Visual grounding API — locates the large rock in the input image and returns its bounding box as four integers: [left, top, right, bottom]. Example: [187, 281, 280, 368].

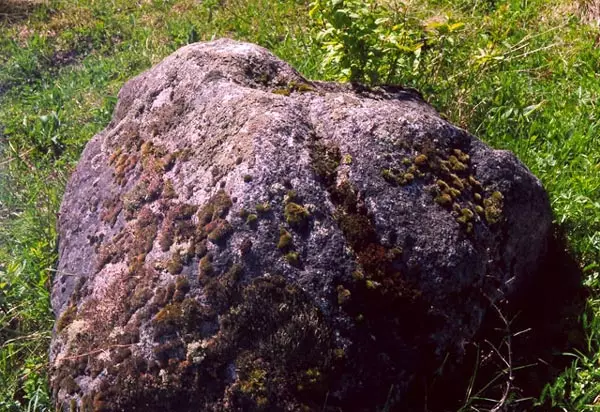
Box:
[50, 39, 553, 411]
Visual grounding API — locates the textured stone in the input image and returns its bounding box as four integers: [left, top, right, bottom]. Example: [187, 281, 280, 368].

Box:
[50, 39, 553, 411]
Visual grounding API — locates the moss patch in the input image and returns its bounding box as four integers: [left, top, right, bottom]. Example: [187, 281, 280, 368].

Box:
[483, 190, 504, 224]
[56, 304, 77, 333]
[284, 202, 310, 228]
[277, 228, 293, 250]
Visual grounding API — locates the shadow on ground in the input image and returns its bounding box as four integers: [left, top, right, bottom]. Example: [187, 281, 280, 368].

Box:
[424, 226, 588, 411]
[0, 0, 44, 24]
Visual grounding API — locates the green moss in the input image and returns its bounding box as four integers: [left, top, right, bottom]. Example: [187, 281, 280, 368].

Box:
[239, 367, 267, 396]
[100, 197, 122, 227]
[475, 205, 484, 215]
[285, 190, 298, 204]
[157, 204, 196, 253]
[285, 251, 300, 266]
[456, 208, 475, 225]
[218, 275, 333, 409]
[207, 219, 233, 243]
[342, 154, 353, 165]
[277, 228, 293, 250]
[365, 279, 379, 290]
[159, 226, 174, 252]
[226, 264, 244, 282]
[337, 213, 376, 249]
[336, 285, 351, 305]
[469, 175, 482, 190]
[448, 155, 467, 172]
[57, 304, 77, 332]
[449, 174, 464, 190]
[122, 178, 162, 218]
[163, 179, 177, 199]
[414, 154, 428, 167]
[484, 191, 504, 224]
[438, 160, 451, 174]
[239, 208, 250, 219]
[289, 81, 316, 93]
[284, 202, 310, 228]
[238, 208, 250, 219]
[402, 172, 415, 184]
[272, 88, 291, 96]
[436, 179, 450, 192]
[173, 277, 190, 302]
[113, 152, 138, 186]
[197, 190, 233, 226]
[310, 143, 341, 187]
[389, 247, 403, 259]
[166, 253, 183, 275]
[199, 254, 214, 277]
[448, 188, 461, 199]
[453, 148, 470, 163]
[255, 202, 271, 214]
[352, 270, 365, 281]
[381, 168, 395, 183]
[246, 213, 258, 226]
[152, 298, 205, 339]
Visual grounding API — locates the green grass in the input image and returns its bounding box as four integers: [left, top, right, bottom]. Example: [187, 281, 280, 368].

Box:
[0, 0, 599, 410]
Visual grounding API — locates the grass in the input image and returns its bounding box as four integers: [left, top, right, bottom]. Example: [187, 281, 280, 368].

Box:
[0, 0, 598, 410]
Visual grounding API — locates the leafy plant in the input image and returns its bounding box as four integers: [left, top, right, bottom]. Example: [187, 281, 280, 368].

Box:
[309, 0, 463, 84]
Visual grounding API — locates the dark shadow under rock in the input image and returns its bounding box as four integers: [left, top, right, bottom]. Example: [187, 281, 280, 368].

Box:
[422, 227, 587, 412]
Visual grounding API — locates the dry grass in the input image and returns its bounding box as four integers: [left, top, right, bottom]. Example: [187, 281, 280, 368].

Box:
[579, 0, 600, 25]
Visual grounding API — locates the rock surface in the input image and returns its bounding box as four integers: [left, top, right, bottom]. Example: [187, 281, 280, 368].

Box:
[50, 39, 553, 411]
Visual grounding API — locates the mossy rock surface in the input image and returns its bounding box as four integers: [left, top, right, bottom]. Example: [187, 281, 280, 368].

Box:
[51, 39, 553, 411]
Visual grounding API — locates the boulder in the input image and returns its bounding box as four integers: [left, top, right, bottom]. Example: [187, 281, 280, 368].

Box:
[50, 39, 553, 411]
